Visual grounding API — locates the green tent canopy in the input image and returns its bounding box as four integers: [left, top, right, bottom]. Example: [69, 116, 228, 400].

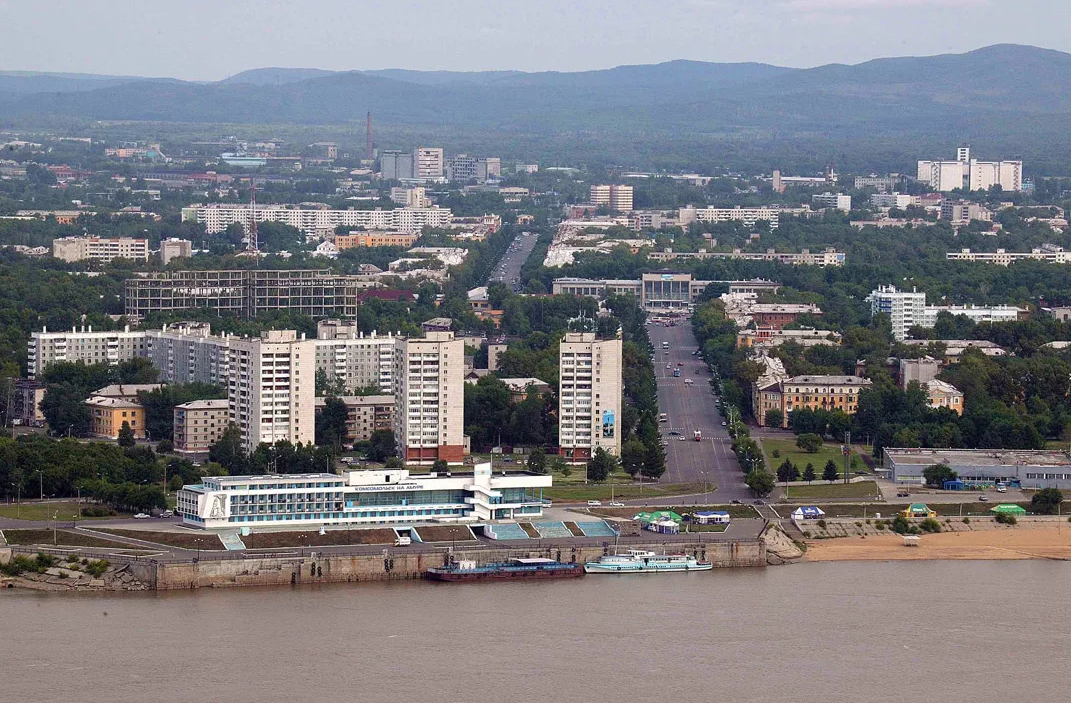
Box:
[990, 504, 1027, 515]
[632, 510, 683, 523]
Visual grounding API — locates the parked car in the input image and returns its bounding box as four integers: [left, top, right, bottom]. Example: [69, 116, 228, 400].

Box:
[133, 513, 151, 519]
[896, 491, 910, 498]
[978, 495, 988, 502]
[996, 485, 1008, 493]
[394, 535, 412, 547]
[157, 510, 173, 518]
[587, 500, 602, 507]
[721, 421, 727, 426]
[730, 499, 742, 505]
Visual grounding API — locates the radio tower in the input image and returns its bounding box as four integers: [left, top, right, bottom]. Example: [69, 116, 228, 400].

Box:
[247, 183, 259, 255]
[365, 111, 373, 161]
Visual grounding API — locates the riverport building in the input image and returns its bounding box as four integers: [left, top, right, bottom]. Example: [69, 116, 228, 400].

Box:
[176, 463, 552, 529]
[883, 448, 1071, 489]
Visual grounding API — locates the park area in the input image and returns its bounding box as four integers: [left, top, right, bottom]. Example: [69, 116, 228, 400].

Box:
[759, 437, 868, 479]
[784, 481, 881, 500]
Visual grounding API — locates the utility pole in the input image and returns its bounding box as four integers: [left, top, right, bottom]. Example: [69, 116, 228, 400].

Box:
[843, 431, 851, 484]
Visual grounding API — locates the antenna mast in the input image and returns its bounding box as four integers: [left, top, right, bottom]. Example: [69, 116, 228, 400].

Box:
[247, 182, 259, 255]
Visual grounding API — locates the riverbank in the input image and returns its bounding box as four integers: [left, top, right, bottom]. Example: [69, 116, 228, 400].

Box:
[804, 521, 1071, 561]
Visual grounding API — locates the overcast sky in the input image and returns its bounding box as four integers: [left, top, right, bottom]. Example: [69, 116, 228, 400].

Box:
[1, 0, 1067, 80]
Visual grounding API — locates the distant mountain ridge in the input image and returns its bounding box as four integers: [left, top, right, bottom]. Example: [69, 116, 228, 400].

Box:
[2, 45, 1069, 138]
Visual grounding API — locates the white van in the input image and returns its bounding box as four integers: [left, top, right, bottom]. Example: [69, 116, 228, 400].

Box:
[587, 500, 602, 507]
[394, 535, 412, 547]
[684, 378, 693, 385]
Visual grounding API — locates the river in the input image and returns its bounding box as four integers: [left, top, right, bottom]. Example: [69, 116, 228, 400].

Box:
[3, 560, 1069, 702]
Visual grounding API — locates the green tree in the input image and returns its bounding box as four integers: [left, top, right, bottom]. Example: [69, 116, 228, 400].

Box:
[776, 459, 799, 483]
[764, 408, 784, 428]
[315, 395, 349, 449]
[922, 463, 957, 488]
[367, 430, 397, 462]
[40, 384, 91, 437]
[1031, 487, 1064, 515]
[822, 459, 839, 482]
[117, 422, 136, 448]
[745, 469, 775, 497]
[641, 441, 666, 481]
[384, 457, 404, 468]
[803, 463, 816, 483]
[209, 425, 246, 473]
[526, 448, 547, 474]
[586, 447, 616, 483]
[432, 458, 449, 473]
[620, 438, 646, 478]
[796, 433, 823, 453]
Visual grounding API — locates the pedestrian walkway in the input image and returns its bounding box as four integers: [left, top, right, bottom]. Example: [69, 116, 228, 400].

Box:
[219, 533, 247, 551]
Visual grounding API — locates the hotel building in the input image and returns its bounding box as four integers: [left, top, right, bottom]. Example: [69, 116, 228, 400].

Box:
[393, 331, 464, 464]
[558, 332, 622, 461]
[176, 463, 552, 529]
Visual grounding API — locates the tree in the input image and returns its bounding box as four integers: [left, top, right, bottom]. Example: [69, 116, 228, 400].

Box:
[117, 422, 136, 448]
[764, 408, 784, 428]
[822, 460, 839, 482]
[796, 433, 823, 454]
[367, 430, 397, 462]
[620, 438, 646, 478]
[156, 439, 174, 454]
[315, 395, 349, 449]
[922, 463, 957, 488]
[384, 457, 404, 468]
[432, 459, 449, 473]
[1032, 487, 1064, 515]
[803, 463, 816, 483]
[209, 425, 246, 473]
[40, 384, 91, 437]
[641, 441, 666, 481]
[776, 459, 799, 483]
[586, 447, 616, 483]
[745, 469, 775, 497]
[526, 448, 547, 474]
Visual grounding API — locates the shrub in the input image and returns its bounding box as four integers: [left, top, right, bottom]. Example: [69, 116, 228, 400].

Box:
[995, 512, 1018, 525]
[816, 519, 827, 528]
[875, 521, 887, 531]
[962, 517, 970, 524]
[81, 505, 117, 518]
[891, 515, 911, 534]
[66, 553, 80, 564]
[771, 449, 780, 458]
[919, 517, 942, 533]
[84, 560, 110, 578]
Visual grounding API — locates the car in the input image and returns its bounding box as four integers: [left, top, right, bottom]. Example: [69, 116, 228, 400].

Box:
[721, 421, 727, 426]
[753, 499, 766, 505]
[394, 536, 412, 547]
[996, 485, 1008, 493]
[730, 499, 742, 505]
[587, 500, 602, 507]
[978, 495, 988, 502]
[677, 362, 683, 366]
[896, 491, 910, 498]
[133, 513, 150, 519]
[608, 501, 625, 507]
[668, 430, 681, 436]
[157, 510, 174, 518]
[666, 364, 672, 369]
[678, 435, 687, 441]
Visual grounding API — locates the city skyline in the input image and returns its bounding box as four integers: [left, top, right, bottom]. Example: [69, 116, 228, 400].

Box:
[0, 0, 1067, 80]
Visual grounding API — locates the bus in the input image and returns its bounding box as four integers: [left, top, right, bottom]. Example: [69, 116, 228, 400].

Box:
[693, 429, 702, 441]
[662, 341, 669, 349]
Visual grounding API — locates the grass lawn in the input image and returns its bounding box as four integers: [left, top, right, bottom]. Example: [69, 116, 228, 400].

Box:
[1, 529, 135, 549]
[785, 481, 880, 500]
[760, 438, 866, 478]
[96, 529, 225, 550]
[544, 481, 706, 502]
[0, 501, 91, 521]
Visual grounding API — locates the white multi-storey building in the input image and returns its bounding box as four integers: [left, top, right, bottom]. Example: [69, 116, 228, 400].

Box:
[678, 206, 780, 229]
[811, 193, 852, 212]
[227, 330, 316, 453]
[28, 325, 146, 378]
[389, 186, 430, 208]
[52, 236, 149, 263]
[180, 205, 452, 237]
[947, 245, 1071, 265]
[866, 285, 927, 342]
[313, 320, 395, 394]
[590, 184, 634, 212]
[413, 147, 444, 179]
[870, 193, 916, 209]
[393, 331, 464, 464]
[917, 147, 1023, 192]
[159, 238, 193, 265]
[144, 322, 233, 386]
[558, 332, 622, 462]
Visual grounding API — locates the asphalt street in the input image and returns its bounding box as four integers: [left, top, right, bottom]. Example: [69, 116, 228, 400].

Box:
[488, 230, 538, 290]
[645, 317, 751, 501]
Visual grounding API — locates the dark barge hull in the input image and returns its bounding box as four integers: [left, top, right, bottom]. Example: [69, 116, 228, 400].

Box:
[425, 565, 586, 582]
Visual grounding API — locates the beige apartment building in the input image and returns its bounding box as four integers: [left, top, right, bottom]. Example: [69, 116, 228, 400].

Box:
[160, 238, 193, 265]
[315, 394, 394, 443]
[313, 320, 395, 394]
[558, 332, 622, 462]
[413, 147, 445, 179]
[393, 331, 464, 464]
[754, 375, 872, 428]
[333, 231, 419, 249]
[590, 184, 634, 212]
[227, 330, 316, 453]
[53, 236, 149, 263]
[28, 325, 146, 377]
[173, 399, 230, 454]
[85, 396, 145, 439]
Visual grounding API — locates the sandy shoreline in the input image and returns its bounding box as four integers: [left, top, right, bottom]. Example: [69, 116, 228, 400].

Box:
[803, 523, 1071, 561]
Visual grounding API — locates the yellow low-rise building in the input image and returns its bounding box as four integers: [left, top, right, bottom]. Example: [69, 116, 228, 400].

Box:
[754, 375, 872, 428]
[85, 396, 146, 439]
[925, 379, 964, 415]
[333, 231, 419, 249]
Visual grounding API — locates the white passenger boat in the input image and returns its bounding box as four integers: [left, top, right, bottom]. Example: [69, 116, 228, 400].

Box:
[583, 549, 712, 574]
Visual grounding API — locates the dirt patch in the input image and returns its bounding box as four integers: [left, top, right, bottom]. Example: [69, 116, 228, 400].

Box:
[415, 525, 475, 542]
[2, 529, 135, 549]
[520, 523, 541, 538]
[564, 522, 585, 537]
[96, 529, 225, 550]
[242, 528, 398, 548]
[805, 523, 1071, 561]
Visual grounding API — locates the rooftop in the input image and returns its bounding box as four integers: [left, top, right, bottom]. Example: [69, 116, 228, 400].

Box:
[175, 399, 229, 410]
[884, 448, 1071, 467]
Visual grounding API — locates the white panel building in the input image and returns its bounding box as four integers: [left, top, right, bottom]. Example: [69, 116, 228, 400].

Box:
[393, 331, 465, 464]
[558, 332, 622, 462]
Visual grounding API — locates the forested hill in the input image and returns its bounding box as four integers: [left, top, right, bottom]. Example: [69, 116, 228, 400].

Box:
[4, 44, 1071, 138]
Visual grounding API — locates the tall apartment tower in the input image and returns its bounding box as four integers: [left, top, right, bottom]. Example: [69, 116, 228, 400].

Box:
[589, 184, 633, 212]
[558, 332, 622, 462]
[413, 147, 444, 179]
[227, 330, 316, 454]
[866, 285, 927, 342]
[393, 331, 464, 464]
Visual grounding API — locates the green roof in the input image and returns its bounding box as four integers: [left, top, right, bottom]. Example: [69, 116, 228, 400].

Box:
[990, 504, 1027, 515]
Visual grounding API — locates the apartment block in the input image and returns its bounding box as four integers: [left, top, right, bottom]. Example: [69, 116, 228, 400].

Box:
[947, 245, 1071, 265]
[28, 325, 146, 377]
[313, 320, 395, 394]
[85, 396, 145, 438]
[315, 394, 394, 443]
[393, 331, 464, 464]
[754, 375, 872, 428]
[389, 186, 430, 208]
[812, 193, 852, 212]
[558, 332, 622, 462]
[925, 379, 964, 415]
[379, 150, 414, 180]
[678, 206, 780, 229]
[648, 247, 843, 266]
[590, 184, 634, 212]
[143, 322, 232, 386]
[160, 238, 193, 265]
[413, 147, 444, 179]
[917, 147, 1023, 192]
[870, 193, 916, 209]
[227, 330, 316, 454]
[866, 285, 927, 342]
[333, 231, 419, 249]
[940, 200, 992, 224]
[180, 204, 452, 236]
[173, 399, 230, 454]
[53, 236, 149, 263]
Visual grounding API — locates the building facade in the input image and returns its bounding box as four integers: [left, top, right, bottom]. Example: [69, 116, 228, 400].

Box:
[173, 399, 230, 454]
[313, 320, 396, 394]
[180, 204, 452, 236]
[754, 375, 872, 428]
[333, 231, 419, 249]
[866, 285, 927, 342]
[884, 448, 1070, 489]
[393, 331, 464, 464]
[315, 394, 394, 443]
[52, 236, 149, 263]
[413, 147, 444, 179]
[176, 464, 552, 529]
[811, 193, 852, 212]
[28, 325, 146, 377]
[85, 396, 145, 439]
[558, 332, 622, 461]
[160, 238, 193, 265]
[590, 184, 634, 212]
[917, 147, 1023, 192]
[678, 206, 780, 229]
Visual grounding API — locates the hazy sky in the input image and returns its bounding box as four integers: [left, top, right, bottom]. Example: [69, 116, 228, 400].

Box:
[1, 0, 1067, 80]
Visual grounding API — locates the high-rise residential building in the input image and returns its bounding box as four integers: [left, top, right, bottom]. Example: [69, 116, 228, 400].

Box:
[159, 238, 193, 265]
[313, 320, 396, 394]
[143, 322, 232, 386]
[590, 184, 634, 212]
[866, 285, 927, 342]
[227, 330, 316, 453]
[173, 399, 230, 454]
[181, 204, 452, 236]
[940, 200, 992, 224]
[28, 325, 146, 377]
[52, 236, 149, 263]
[413, 147, 444, 179]
[390, 186, 430, 208]
[917, 147, 1023, 192]
[392, 331, 464, 464]
[558, 332, 622, 462]
[379, 150, 414, 180]
[476, 157, 501, 181]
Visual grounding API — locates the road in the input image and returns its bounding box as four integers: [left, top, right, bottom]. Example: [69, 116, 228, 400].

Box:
[488, 230, 538, 291]
[645, 317, 751, 502]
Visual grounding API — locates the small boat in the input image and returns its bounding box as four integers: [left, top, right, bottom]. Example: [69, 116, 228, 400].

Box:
[425, 557, 585, 582]
[583, 549, 712, 574]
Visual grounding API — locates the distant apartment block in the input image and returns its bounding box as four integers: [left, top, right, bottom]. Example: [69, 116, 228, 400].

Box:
[736, 327, 842, 349]
[52, 236, 149, 263]
[946, 244, 1071, 265]
[333, 231, 419, 249]
[868, 285, 1026, 341]
[314, 394, 394, 443]
[28, 325, 146, 377]
[590, 184, 634, 212]
[413, 147, 444, 179]
[940, 200, 992, 224]
[648, 247, 844, 266]
[558, 332, 622, 462]
[393, 331, 464, 464]
[123, 269, 373, 320]
[678, 206, 780, 229]
[917, 146, 1023, 192]
[173, 399, 230, 455]
[854, 175, 906, 192]
[870, 193, 916, 209]
[389, 186, 430, 208]
[754, 375, 872, 428]
[379, 150, 414, 180]
[160, 238, 193, 265]
[181, 204, 452, 237]
[446, 155, 501, 182]
[811, 193, 852, 212]
[552, 275, 781, 310]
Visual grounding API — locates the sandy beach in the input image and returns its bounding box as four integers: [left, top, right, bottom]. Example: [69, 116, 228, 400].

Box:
[804, 522, 1071, 561]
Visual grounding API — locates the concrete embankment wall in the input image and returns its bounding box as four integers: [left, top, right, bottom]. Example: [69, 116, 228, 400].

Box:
[150, 540, 765, 590]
